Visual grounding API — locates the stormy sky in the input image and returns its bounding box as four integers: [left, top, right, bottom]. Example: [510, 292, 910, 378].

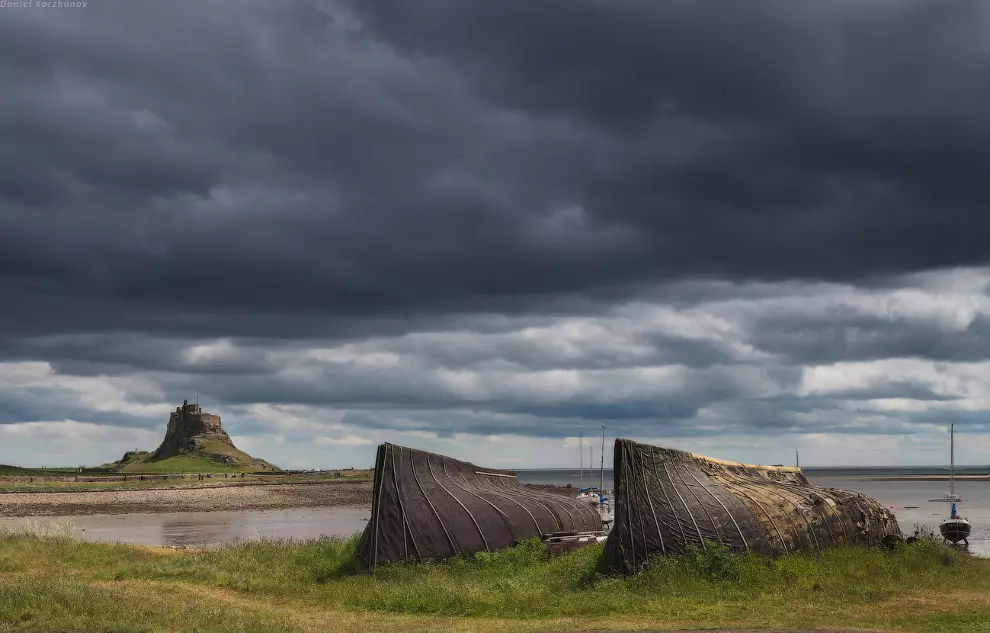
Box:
[3, 0, 990, 469]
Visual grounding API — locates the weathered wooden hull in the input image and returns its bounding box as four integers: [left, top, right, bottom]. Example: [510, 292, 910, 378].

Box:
[599, 439, 902, 574]
[358, 443, 602, 570]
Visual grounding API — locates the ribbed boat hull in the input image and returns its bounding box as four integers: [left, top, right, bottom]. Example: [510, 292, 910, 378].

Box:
[357, 443, 603, 570]
[599, 439, 902, 574]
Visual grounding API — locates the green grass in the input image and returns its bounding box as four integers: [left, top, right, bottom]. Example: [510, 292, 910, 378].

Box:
[115, 453, 246, 474]
[1, 444, 282, 478]
[1, 532, 989, 632]
[0, 471, 373, 492]
[0, 465, 101, 477]
[0, 478, 234, 493]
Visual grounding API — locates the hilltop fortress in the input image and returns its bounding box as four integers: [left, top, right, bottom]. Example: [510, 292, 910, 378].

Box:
[164, 401, 226, 442]
[101, 401, 278, 472]
[151, 400, 235, 460]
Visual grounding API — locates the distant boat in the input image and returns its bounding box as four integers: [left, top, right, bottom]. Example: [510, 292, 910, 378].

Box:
[938, 424, 971, 545]
[575, 487, 614, 529]
[575, 426, 614, 530]
[928, 466, 963, 504]
[929, 492, 962, 502]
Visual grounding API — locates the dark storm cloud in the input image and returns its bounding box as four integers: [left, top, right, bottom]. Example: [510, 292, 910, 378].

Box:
[5, 0, 990, 453]
[2, 0, 990, 344]
[348, 0, 990, 277]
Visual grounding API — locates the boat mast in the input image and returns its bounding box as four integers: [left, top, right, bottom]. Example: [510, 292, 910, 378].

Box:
[590, 446, 593, 487]
[796, 449, 800, 469]
[600, 425, 606, 492]
[950, 423, 955, 499]
[579, 430, 583, 489]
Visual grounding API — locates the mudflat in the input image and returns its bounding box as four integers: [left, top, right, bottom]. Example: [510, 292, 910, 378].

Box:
[0, 480, 374, 517]
[0, 480, 575, 517]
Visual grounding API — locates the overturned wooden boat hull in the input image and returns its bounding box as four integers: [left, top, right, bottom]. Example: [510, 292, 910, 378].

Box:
[599, 439, 902, 574]
[358, 443, 602, 570]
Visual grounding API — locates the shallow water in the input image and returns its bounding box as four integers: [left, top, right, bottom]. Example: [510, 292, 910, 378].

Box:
[1, 472, 986, 555]
[0, 505, 370, 547]
[809, 475, 990, 557]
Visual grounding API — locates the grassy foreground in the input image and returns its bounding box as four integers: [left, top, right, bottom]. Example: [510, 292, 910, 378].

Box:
[1, 533, 990, 632]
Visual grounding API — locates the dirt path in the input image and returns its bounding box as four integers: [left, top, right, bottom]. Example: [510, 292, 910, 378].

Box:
[0, 480, 373, 517]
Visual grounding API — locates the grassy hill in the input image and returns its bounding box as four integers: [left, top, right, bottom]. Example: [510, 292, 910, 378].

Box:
[113, 440, 275, 474]
[2, 444, 279, 477]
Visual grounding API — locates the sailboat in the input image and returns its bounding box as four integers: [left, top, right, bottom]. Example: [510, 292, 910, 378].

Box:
[929, 423, 963, 503]
[574, 426, 614, 530]
[938, 424, 971, 545]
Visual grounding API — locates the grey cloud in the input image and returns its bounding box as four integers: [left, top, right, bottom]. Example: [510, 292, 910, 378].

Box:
[749, 313, 990, 364]
[5, 0, 990, 459]
[3, 1, 990, 346]
[0, 390, 160, 430]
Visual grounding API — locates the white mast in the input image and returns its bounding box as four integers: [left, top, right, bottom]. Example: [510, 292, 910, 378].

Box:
[579, 430, 583, 489]
[950, 423, 955, 499]
[590, 446, 594, 487]
[600, 425, 606, 493]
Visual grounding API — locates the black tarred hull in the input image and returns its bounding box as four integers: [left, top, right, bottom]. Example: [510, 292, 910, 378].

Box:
[357, 443, 603, 570]
[940, 520, 971, 543]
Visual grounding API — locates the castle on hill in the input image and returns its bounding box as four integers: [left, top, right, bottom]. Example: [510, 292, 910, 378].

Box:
[111, 399, 278, 472]
[152, 399, 235, 460]
[165, 400, 223, 437]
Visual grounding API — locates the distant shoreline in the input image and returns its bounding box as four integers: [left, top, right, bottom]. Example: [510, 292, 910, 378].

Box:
[868, 474, 990, 481]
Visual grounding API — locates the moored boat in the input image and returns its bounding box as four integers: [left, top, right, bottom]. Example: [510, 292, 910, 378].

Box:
[575, 486, 615, 529]
[940, 504, 971, 545]
[938, 425, 971, 545]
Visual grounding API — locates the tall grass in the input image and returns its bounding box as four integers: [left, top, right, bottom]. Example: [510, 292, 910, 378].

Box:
[0, 518, 78, 539]
[105, 534, 979, 617]
[0, 531, 987, 632]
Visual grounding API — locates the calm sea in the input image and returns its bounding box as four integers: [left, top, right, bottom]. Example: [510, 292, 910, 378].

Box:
[516, 467, 990, 556]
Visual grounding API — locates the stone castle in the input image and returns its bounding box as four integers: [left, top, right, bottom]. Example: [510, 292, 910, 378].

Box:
[152, 399, 235, 460]
[165, 400, 223, 437]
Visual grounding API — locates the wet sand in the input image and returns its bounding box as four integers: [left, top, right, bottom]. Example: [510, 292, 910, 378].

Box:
[0, 480, 572, 518]
[0, 480, 373, 517]
[0, 481, 579, 547]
